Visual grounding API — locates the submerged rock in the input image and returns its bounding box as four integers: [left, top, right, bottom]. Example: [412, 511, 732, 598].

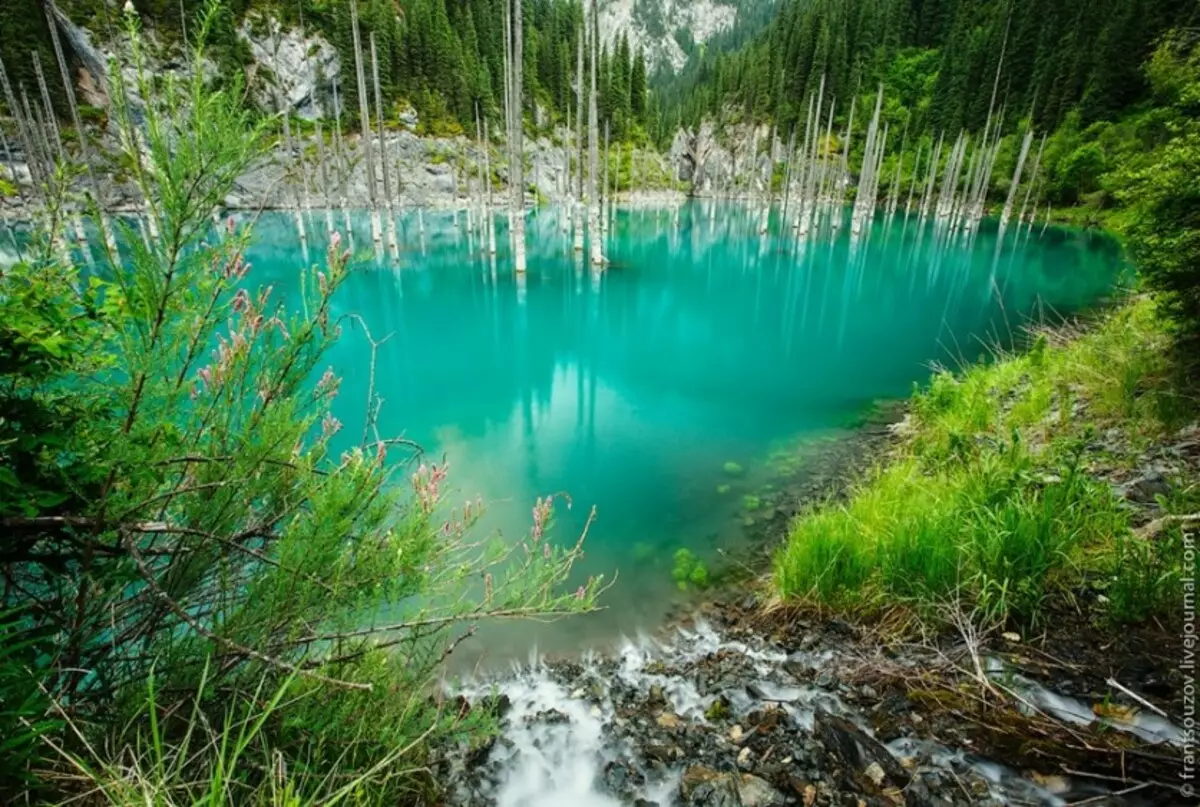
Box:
[680, 766, 742, 807]
[736, 775, 786, 807]
[680, 767, 785, 807]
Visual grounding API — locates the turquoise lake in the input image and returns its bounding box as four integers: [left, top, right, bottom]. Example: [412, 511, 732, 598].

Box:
[230, 203, 1123, 658]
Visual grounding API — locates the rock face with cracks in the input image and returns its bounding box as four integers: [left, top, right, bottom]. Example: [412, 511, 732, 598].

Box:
[238, 17, 340, 120]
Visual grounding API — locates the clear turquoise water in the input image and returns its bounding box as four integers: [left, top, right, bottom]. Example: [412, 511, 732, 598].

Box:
[226, 204, 1123, 656]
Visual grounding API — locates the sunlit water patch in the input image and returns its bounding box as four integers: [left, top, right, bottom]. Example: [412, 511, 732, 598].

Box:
[78, 202, 1124, 658]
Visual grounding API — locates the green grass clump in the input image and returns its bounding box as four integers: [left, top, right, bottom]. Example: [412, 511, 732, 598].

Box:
[774, 297, 1190, 628]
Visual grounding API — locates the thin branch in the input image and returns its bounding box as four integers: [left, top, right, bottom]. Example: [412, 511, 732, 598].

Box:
[123, 532, 371, 691]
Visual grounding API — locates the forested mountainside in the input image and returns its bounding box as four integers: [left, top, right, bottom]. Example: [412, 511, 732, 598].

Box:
[8, 0, 1193, 157]
[660, 0, 1197, 135]
[1, 0, 655, 139]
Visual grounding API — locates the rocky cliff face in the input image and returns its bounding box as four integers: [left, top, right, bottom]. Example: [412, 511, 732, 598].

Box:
[598, 0, 738, 73]
[238, 16, 340, 120]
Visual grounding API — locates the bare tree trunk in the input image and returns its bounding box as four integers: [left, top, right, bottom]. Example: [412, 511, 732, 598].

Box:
[1016, 133, 1046, 229]
[0, 129, 27, 257]
[315, 119, 334, 235]
[31, 53, 62, 160]
[1001, 128, 1034, 228]
[484, 116, 496, 254]
[369, 32, 397, 251]
[602, 120, 610, 234]
[573, 21, 585, 252]
[332, 79, 352, 235]
[586, 0, 602, 266]
[277, 87, 308, 244]
[46, 2, 116, 251]
[350, 0, 377, 213]
[0, 57, 44, 191]
[508, 0, 526, 273]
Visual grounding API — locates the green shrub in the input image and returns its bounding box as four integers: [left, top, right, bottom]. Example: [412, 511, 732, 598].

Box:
[0, 7, 601, 800]
[1120, 33, 1200, 368]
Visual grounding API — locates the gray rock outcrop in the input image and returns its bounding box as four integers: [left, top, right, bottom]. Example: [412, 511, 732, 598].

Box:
[238, 17, 340, 120]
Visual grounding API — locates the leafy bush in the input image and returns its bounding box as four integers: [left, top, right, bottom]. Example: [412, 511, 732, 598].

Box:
[0, 4, 601, 800]
[1119, 32, 1200, 368]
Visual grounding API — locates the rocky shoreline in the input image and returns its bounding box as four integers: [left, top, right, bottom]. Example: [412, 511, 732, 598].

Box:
[442, 389, 1194, 807]
[446, 602, 1181, 807]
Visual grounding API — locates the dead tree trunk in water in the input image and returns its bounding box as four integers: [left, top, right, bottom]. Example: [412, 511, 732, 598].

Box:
[370, 31, 395, 248]
[586, 0, 602, 266]
[573, 22, 585, 252]
[506, 0, 527, 272]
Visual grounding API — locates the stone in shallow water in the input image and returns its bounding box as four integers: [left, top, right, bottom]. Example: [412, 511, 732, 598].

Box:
[737, 774, 786, 807]
[680, 766, 742, 807]
[680, 766, 786, 807]
[656, 711, 684, 729]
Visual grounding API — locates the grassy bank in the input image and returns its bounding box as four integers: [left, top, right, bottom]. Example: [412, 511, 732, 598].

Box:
[773, 295, 1198, 628]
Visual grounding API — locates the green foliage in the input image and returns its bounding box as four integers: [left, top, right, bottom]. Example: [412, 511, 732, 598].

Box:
[0, 608, 58, 800]
[62, 664, 436, 805]
[662, 0, 1194, 137]
[0, 6, 601, 800]
[722, 461, 744, 477]
[774, 298, 1189, 629]
[1119, 32, 1200, 366]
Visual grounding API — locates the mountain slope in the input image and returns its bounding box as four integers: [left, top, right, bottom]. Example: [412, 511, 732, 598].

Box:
[598, 0, 777, 74]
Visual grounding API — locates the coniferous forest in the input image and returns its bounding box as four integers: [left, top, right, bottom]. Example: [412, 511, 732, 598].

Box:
[2, 0, 652, 138]
[661, 0, 1196, 134]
